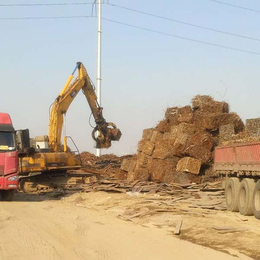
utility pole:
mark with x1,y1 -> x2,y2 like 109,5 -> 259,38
96,0 -> 102,157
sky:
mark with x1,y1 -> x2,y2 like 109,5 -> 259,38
1,0 -> 260,156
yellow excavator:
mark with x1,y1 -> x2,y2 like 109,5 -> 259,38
17,62 -> 121,192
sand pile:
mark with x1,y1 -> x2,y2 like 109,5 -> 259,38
120,95 -> 244,183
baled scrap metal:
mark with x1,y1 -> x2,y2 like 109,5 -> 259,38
156,119 -> 172,133
150,130 -> 163,143
246,118 -> 260,137
187,132 -> 214,151
177,105 -> 194,124
137,139 -> 145,152
142,128 -> 154,140
122,95 -> 244,183
149,158 -> 178,182
127,168 -> 150,182
142,141 -> 155,156
192,95 -> 229,113
136,152 -> 152,169
121,158 -> 136,172
153,139 -> 175,159
176,157 -> 201,174
195,112 -> 244,132
163,132 -> 170,139
171,123 -> 195,137
172,133 -> 189,156
185,146 -> 212,165
219,124 -> 235,141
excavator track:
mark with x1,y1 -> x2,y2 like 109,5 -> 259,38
19,171 -> 98,194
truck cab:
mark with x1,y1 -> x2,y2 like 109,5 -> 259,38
0,113 -> 19,201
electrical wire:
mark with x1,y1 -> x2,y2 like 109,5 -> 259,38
0,3 -> 93,7
1,12 -> 259,56
0,15 -> 92,20
102,18 -> 260,56
206,0 -> 260,14
106,3 -> 260,42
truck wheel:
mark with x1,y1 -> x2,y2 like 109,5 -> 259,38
253,180 -> 260,219
1,190 -> 15,201
225,177 -> 240,212
238,178 -> 255,216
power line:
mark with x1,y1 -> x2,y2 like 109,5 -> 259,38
102,18 -> 260,56
1,13 -> 259,56
0,3 -> 93,7
106,3 -> 260,43
0,15 -> 92,20
206,0 -> 260,14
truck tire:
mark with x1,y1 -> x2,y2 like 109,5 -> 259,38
1,190 -> 15,201
225,177 -> 240,212
238,178 -> 255,216
253,180 -> 260,219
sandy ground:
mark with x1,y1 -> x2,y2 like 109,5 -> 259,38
0,191 -> 256,260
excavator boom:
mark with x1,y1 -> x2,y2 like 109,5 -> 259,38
48,62 -> 121,151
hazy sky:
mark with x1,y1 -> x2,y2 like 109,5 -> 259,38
1,0 -> 260,155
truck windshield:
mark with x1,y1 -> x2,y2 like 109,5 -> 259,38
0,132 -> 15,151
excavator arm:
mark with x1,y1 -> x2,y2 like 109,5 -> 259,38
48,62 -> 121,152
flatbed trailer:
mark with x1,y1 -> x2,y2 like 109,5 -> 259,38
214,141 -> 260,219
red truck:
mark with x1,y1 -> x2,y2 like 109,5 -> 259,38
0,113 -> 19,201
214,142 -> 260,219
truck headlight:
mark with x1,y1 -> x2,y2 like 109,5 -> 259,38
8,176 -> 18,181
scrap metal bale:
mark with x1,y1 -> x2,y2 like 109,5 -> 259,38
149,158 -> 178,182
219,124 -> 235,141
115,169 -> 127,180
137,139 -> 145,152
150,130 -> 164,143
185,146 -> 212,165
192,95 -> 229,113
156,119 -> 172,133
192,95 -> 214,109
163,132 -> 170,139
153,139 -> 174,159
127,168 -> 150,182
136,152 -> 152,169
121,158 -> 137,172
187,132 -> 214,151
156,107 -> 180,133
194,112 -> 244,132
127,171 -> 137,182
246,118 -> 260,137
165,107 -> 179,119
135,168 -> 150,181
177,105 -> 194,124
170,123 -> 194,142
142,128 -> 154,140
172,133 -> 189,156
153,132 -> 189,159
142,141 -> 155,156
176,157 -> 201,175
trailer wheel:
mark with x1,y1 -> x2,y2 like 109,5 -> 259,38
1,190 -> 15,201
225,177 -> 240,212
253,180 -> 260,219
238,178 -> 255,216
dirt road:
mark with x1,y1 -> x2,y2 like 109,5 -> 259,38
0,192 -> 244,260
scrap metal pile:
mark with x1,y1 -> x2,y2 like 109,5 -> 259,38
79,152 -> 132,177
119,95 -> 244,183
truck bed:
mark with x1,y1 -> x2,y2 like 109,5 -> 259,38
214,141 -> 260,174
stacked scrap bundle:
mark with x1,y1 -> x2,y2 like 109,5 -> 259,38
121,95 -> 244,183
220,118 -> 260,145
